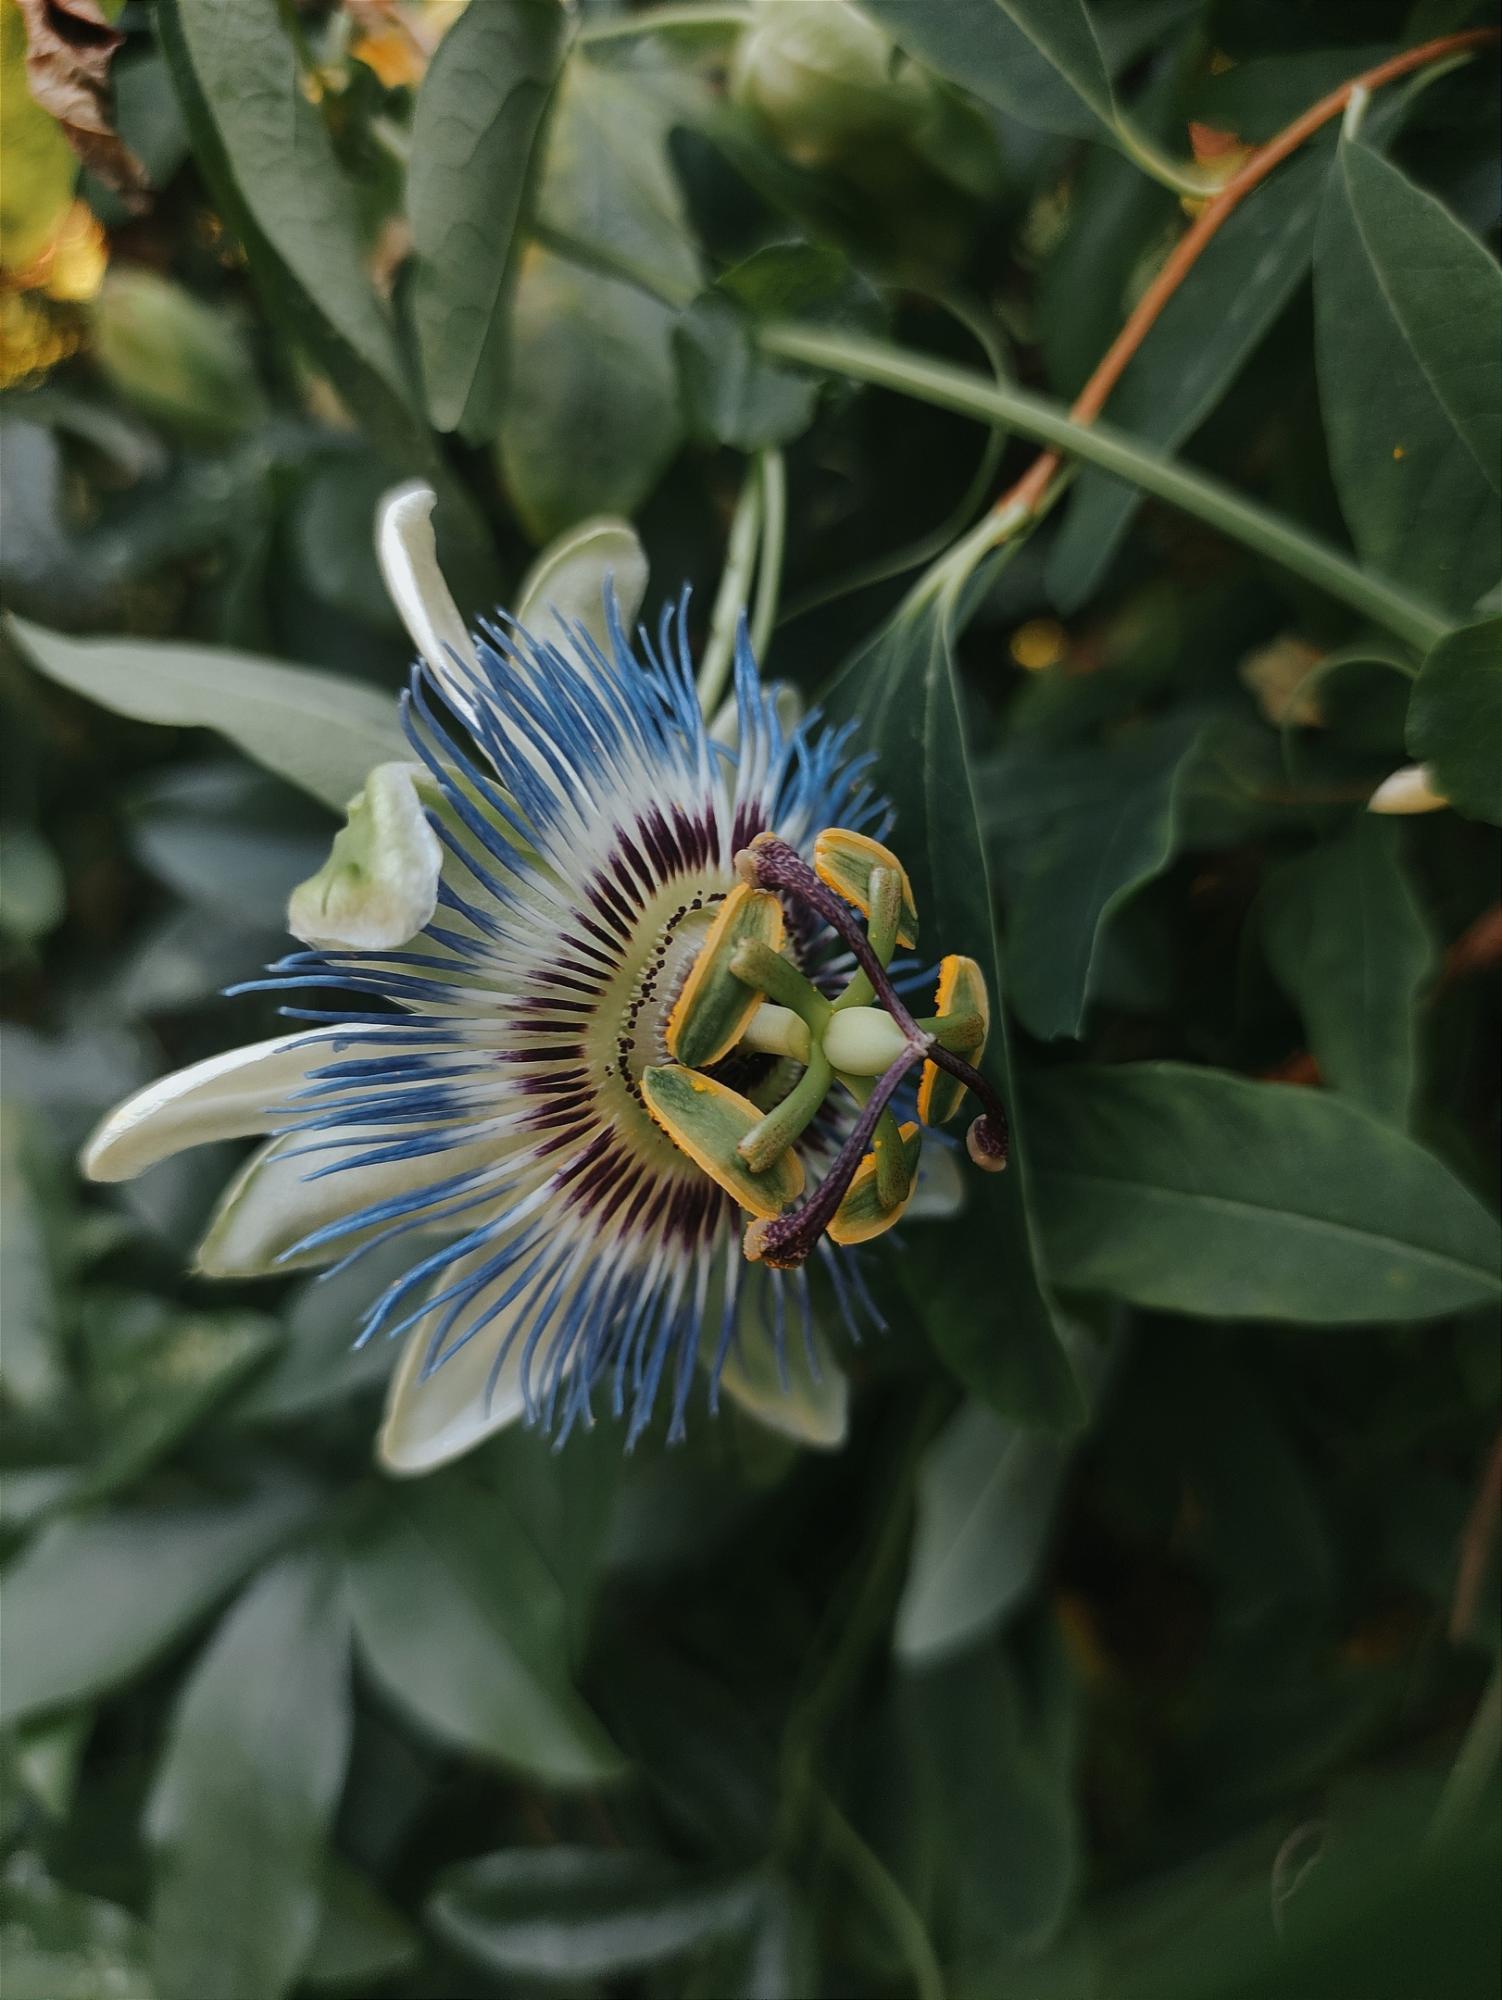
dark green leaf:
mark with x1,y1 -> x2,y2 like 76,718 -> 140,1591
677,243 -> 882,451
0,1864 -> 153,2000
1315,137 -> 1502,618
0,1108 -> 65,1412
147,1550 -> 352,2000
428,1847 -> 759,1979
232,1243 -> 410,1429
154,2 -> 436,471
1191,46 -> 1395,143
0,1478 -> 317,1725
410,0 -> 571,437
74,1303 -> 283,1505
343,1472 -> 623,1785
683,1876 -> 820,2000
170,0 -> 406,397
862,0 -> 1115,140
825,590 -> 1077,1426
1048,148 -> 1325,612
288,456 -> 406,632
895,1401 -> 1071,1665
0,827 -> 65,947
535,50 -> 702,305
983,714 -> 1267,1040
1406,614 -> 1502,823
5,1712 -> 91,1822
474,1422 -> 623,1665
301,1860 -> 419,1995
495,245 -> 682,540
1261,817 -> 1435,1125
1026,1062 -> 1502,1321
124,763 -> 330,930
899,1638 -> 1080,1957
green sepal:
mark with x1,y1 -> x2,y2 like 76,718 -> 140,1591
641,1065 -> 804,1219
919,955 -> 990,1126
813,827 -> 918,947
738,1046 -> 834,1174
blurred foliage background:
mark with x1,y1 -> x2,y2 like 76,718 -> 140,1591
1,0 -> 1500,1996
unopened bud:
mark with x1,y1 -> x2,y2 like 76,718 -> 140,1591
92,269 -> 263,440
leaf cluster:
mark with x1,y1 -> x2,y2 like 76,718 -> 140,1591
1,0 -> 1499,1996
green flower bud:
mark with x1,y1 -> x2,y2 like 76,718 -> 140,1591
287,763 -> 443,952
730,0 -> 933,165
91,269 -> 263,441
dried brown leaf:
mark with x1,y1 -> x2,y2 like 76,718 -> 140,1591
15,0 -> 148,205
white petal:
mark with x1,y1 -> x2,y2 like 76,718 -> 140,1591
906,1140 -> 966,1221
708,678 -> 803,751
515,516 -> 648,655
80,1027 -> 363,1184
717,1285 -> 849,1449
377,1295 -> 533,1477
1367,763 -> 1449,814
375,481 -> 479,720
287,762 -> 444,951
196,1126 -> 510,1278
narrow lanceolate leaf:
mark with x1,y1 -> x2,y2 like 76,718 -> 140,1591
170,0 -> 406,396
0,1479 -> 316,1725
1048,147 -> 1325,613
1406,615 -> 1502,825
899,1644 -> 1080,1959
1315,137 -> 1502,619
1262,818 -> 1435,1127
1026,1063 -> 1502,1323
410,0 -> 571,437
825,593 -> 1081,1431
9,618 -> 407,812
715,1274 -> 849,1449
148,1551 -> 353,2000
895,1400 -> 1071,1665
343,1474 -> 624,1786
428,1848 -> 759,1981
862,0 -> 1114,141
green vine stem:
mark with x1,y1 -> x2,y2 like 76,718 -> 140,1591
1113,110 -> 1220,198
697,463 -> 764,715
751,449 -> 787,663
577,3 -> 750,44
758,323 -> 1451,654
813,1790 -> 947,2000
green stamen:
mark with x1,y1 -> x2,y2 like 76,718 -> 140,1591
739,1002 -> 811,1063
641,825 -> 1007,1260
737,1045 -> 834,1173
873,1108 -> 912,1210
729,938 -> 830,1032
833,864 -> 902,1012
